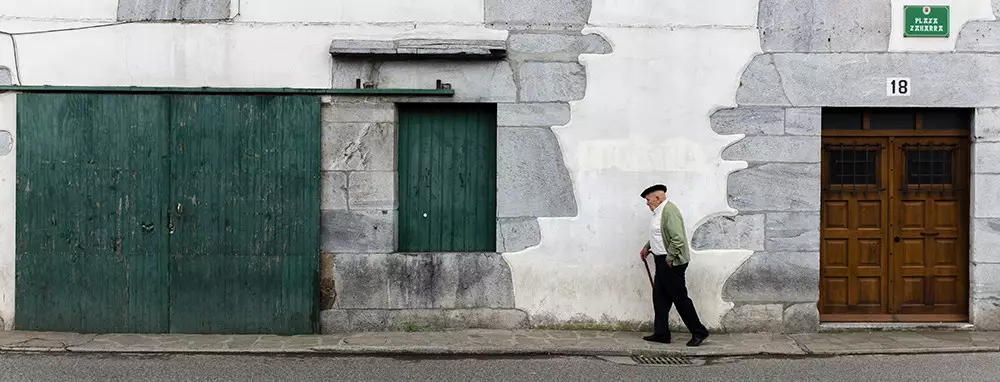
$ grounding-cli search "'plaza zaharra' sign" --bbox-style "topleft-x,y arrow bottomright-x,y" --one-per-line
904,5 -> 949,37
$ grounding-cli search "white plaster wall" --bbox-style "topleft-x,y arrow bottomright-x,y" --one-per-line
237,0 -> 484,24
504,2 -> 761,329
889,0 -> 994,51
0,20 -> 503,87
0,0 -> 118,20
0,93 -> 15,330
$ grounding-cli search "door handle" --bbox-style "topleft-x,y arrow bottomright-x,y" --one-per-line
920,232 -> 940,237
176,203 -> 184,215
894,236 -> 900,242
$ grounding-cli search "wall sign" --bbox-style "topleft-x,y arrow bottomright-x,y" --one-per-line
887,78 -> 911,97
904,5 -> 949,37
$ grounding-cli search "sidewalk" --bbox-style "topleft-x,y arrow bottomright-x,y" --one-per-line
0,330 -> 997,357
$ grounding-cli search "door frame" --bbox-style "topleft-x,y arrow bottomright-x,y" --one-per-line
820,113 -> 972,323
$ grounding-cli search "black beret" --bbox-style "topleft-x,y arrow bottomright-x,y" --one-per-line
640,184 -> 667,198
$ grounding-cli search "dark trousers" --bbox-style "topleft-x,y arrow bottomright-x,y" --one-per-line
652,255 -> 709,338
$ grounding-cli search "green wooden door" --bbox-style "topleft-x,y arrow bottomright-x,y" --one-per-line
16,93 -> 171,332
168,95 -> 319,334
397,104 -> 497,252
16,93 -> 319,334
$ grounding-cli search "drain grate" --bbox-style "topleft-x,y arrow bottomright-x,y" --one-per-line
631,355 -> 693,365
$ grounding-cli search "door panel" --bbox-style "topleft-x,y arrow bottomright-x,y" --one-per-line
890,137 -> 968,316
16,93 -> 170,332
397,104 -> 497,252
820,137 -> 890,317
168,95 -> 319,334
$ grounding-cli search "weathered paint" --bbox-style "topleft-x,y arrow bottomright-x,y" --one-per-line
167,95 -> 320,334
0,94 -> 15,330
12,93 -> 319,334
15,93 -> 170,332
397,104 -> 497,252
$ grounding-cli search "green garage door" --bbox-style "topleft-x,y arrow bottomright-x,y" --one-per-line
16,93 -> 319,334
397,104 -> 497,252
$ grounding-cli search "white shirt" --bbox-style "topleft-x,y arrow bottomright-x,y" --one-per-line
649,201 -> 668,255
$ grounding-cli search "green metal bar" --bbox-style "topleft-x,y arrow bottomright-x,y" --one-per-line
0,85 -> 455,96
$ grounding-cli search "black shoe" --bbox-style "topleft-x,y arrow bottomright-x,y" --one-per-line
643,335 -> 671,344
686,334 -> 708,347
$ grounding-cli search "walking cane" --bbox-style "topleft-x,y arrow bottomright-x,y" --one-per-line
642,256 -> 654,288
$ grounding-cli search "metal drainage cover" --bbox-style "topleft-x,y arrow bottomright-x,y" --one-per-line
631,355 -> 694,366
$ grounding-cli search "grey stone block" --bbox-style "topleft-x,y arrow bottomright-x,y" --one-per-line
710,107 -> 785,136
516,62 -> 586,102
741,53 -> 1000,107
497,103 -> 571,127
0,131 -> 12,156
322,103 -> 394,123
329,253 -> 515,310
497,127 -> 577,218
735,55 -> 790,106
507,32 -> 611,61
723,252 -> 820,303
335,60 -> 517,103
974,175 -> 1000,218
765,212 -> 821,252
722,136 -> 820,163
975,142 -> 1000,174
728,163 -> 821,212
973,219 -> 1000,263
783,303 -> 819,333
320,210 -> 395,253
329,40 -> 396,55
973,262 -> 1000,297
976,108 -> 1000,142
691,214 -> 766,251
321,122 -> 394,171
349,172 -> 396,210
320,308 -> 528,333
973,298 -> 1000,331
118,0 -> 230,21
758,0 -> 890,52
497,217 -> 541,253
321,172 -> 348,210
721,304 -> 783,333
785,108 -> 821,136
957,21 -> 1000,52
485,0 -> 591,28
0,66 -> 10,86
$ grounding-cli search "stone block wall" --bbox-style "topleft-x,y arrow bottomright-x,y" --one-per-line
318,0 -> 611,332
973,108 -> 1000,330
694,107 -> 822,334
693,0 -> 1000,332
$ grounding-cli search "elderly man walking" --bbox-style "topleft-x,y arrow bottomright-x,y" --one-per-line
639,184 -> 709,347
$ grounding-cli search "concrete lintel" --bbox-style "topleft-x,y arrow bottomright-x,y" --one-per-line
330,39 -> 507,59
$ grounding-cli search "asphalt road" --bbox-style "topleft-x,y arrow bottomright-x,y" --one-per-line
0,352 -> 998,381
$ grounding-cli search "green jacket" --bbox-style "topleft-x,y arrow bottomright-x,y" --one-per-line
643,202 -> 691,266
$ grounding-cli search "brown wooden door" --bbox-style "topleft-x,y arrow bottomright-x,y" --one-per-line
821,137 -> 891,318
820,134 -> 969,322
890,137 -> 969,320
